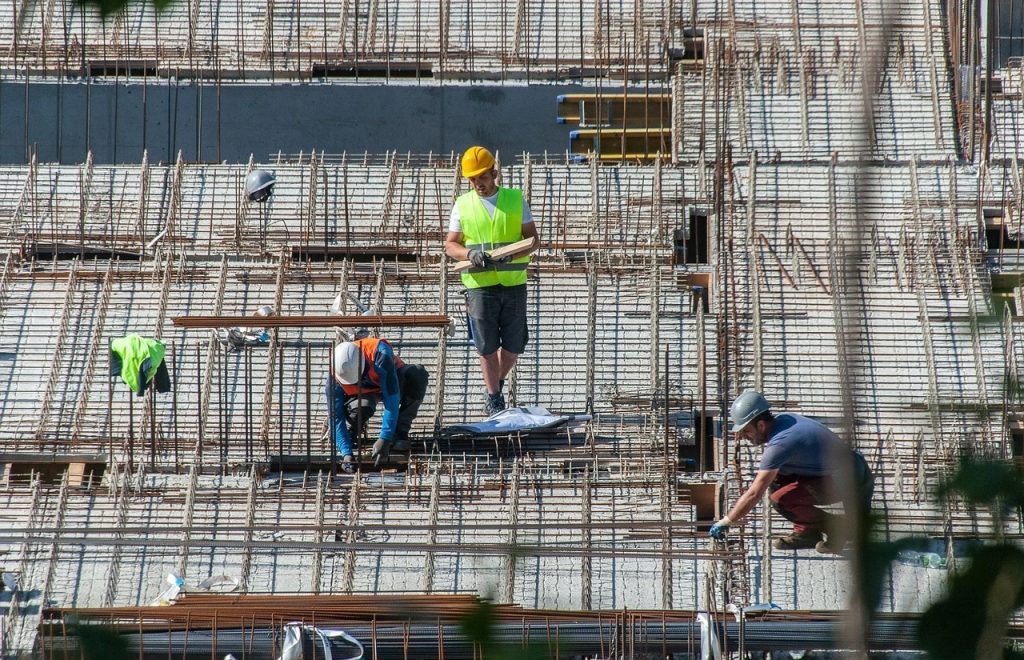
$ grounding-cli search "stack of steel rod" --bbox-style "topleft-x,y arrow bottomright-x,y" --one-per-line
43,595 -> 1024,658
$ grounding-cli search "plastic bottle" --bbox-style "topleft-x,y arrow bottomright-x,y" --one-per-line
896,550 -> 921,565
920,552 -> 948,569
896,550 -> 947,569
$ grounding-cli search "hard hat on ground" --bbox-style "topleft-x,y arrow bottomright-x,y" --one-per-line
255,305 -> 274,317
730,390 -> 771,433
245,170 -> 276,202
461,146 -> 495,178
333,341 -> 363,385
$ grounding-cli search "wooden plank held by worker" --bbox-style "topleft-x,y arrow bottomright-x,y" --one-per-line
451,238 -> 537,273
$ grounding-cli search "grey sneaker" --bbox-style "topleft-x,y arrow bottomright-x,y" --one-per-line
483,391 -> 506,416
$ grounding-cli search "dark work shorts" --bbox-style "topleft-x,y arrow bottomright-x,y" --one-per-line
466,284 -> 528,356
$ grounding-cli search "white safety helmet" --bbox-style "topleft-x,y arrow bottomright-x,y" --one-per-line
255,305 -> 274,317
333,341 -> 363,385
729,390 -> 771,433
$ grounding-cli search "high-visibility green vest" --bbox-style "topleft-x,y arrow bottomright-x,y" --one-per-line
110,334 -> 166,393
456,187 -> 530,289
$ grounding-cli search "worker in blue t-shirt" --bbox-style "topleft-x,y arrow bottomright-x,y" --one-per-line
709,390 -> 874,553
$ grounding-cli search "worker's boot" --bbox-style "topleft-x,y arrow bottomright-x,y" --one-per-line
371,439 -> 391,467
483,391 -> 506,416
772,529 -> 823,550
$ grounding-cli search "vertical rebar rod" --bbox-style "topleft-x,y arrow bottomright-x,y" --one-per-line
585,257 -> 597,414
128,390 -> 134,469
695,287 -> 707,472
239,465 -> 257,592
424,472 -> 440,593
149,385 -> 155,471
221,344 -> 228,472
329,343 -> 337,475
259,255 -> 287,454
664,346 -> 670,463
311,471 -> 327,594
581,470 -> 592,610
246,346 -> 253,463
306,343 -> 312,470
172,341 -> 178,466
278,342 -> 284,463
432,257 -> 448,434
502,464 -> 521,604
983,0 -> 995,163
662,347 -> 673,610
196,344 -> 203,462
342,477 -> 361,593
648,253 -> 660,394
108,347 -> 114,466
1003,305 -> 1017,461
747,156 -> 762,390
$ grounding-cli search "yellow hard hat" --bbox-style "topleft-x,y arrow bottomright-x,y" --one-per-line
461,146 -> 495,178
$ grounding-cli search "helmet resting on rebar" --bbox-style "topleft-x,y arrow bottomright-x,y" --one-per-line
255,305 -> 275,317
729,390 -> 771,433
333,341 -> 363,385
245,169 -> 276,202
460,146 -> 495,178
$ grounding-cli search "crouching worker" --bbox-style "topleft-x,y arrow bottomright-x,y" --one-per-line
327,338 -> 429,473
709,390 -> 875,554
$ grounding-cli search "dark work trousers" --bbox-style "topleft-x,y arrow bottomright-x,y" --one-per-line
345,364 -> 429,442
769,452 -> 874,535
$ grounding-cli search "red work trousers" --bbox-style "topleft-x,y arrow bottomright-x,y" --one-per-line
768,474 -> 840,534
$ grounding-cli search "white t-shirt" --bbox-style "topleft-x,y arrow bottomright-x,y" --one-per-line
448,191 -> 534,233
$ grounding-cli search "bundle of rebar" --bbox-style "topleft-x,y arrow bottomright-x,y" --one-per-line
44,595 -> 1021,659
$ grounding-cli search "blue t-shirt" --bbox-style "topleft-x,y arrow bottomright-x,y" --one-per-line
758,413 -> 848,476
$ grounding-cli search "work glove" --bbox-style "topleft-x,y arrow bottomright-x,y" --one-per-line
490,253 -> 513,264
371,438 -> 392,467
468,248 -> 491,268
339,454 -> 356,475
709,520 -> 731,540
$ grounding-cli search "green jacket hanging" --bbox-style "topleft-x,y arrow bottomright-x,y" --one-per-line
110,334 -> 170,396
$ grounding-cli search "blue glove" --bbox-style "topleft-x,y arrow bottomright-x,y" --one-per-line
709,522 -> 730,540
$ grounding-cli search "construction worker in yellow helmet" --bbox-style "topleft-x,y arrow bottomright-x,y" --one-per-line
444,146 -> 539,416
